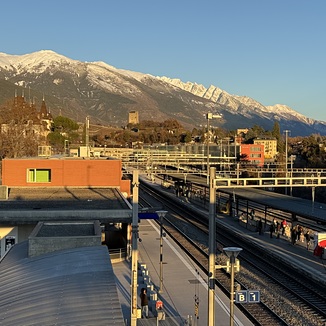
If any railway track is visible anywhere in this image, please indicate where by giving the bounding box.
[139,180,326,326]
[159,174,326,231]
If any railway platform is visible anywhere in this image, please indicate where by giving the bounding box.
[220,214,326,288]
[112,176,326,325]
[113,217,254,326]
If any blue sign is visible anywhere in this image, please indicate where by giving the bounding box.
[235,290,260,303]
[138,212,159,220]
[235,290,248,303]
[248,290,260,303]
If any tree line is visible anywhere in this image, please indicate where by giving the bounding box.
[1,95,326,173]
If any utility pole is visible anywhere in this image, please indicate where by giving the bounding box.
[208,167,216,326]
[130,170,139,326]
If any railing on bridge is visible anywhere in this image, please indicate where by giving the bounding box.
[214,176,326,188]
[100,147,326,185]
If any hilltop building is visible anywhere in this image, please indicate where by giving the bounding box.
[128,110,139,124]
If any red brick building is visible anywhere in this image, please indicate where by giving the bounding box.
[1,158,130,196]
[240,144,264,166]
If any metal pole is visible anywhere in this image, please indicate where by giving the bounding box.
[234,134,237,163]
[86,116,90,158]
[156,210,167,293]
[223,247,242,326]
[131,170,139,326]
[159,215,163,293]
[208,167,216,326]
[290,155,293,196]
[284,130,290,195]
[229,255,235,326]
[207,116,210,184]
[227,138,230,171]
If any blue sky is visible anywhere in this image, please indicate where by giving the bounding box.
[1,0,326,121]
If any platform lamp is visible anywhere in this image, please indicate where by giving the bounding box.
[206,113,222,184]
[156,210,168,293]
[223,247,242,326]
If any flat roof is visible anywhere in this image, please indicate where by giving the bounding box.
[0,242,125,326]
[0,187,132,224]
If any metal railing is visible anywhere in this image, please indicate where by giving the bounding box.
[214,176,326,188]
[109,248,127,262]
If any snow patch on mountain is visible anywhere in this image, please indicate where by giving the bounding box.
[157,76,320,126]
[266,104,315,124]
[0,50,77,74]
[85,62,143,96]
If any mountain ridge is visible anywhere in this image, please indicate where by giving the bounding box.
[0,50,325,136]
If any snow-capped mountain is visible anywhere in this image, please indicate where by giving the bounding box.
[157,77,319,125]
[0,50,325,136]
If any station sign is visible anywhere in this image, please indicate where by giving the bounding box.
[235,290,248,303]
[235,290,260,303]
[248,290,260,303]
[138,212,159,220]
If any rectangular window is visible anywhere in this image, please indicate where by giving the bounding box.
[250,146,261,152]
[250,153,262,158]
[27,169,51,183]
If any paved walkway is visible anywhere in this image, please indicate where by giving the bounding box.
[113,218,254,326]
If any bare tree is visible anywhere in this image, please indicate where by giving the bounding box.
[0,96,42,158]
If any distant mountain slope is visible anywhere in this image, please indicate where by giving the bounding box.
[0,50,325,136]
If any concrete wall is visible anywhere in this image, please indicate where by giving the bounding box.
[28,221,102,257]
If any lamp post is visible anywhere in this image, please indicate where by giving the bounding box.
[223,247,242,326]
[206,113,221,184]
[156,210,168,293]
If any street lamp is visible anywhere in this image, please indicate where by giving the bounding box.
[206,113,221,184]
[156,210,168,293]
[223,247,242,326]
